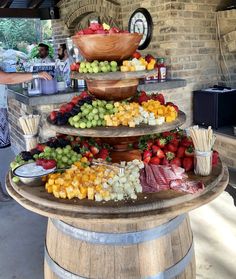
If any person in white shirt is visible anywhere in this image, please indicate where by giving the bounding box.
[56,43,70,87]
[38,43,54,64]
[0,70,51,201]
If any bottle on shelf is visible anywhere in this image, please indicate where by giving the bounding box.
[157,58,167,82]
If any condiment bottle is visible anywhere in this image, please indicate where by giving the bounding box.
[157,58,167,81]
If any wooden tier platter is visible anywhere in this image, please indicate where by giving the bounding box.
[6,161,229,222]
[70,69,156,81]
[47,111,186,138]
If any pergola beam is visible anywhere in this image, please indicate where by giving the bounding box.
[27,0,45,9]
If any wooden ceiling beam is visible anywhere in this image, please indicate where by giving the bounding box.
[0,7,59,19]
[27,0,45,9]
[0,0,13,8]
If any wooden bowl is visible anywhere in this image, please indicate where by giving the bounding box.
[72,33,142,61]
[86,78,139,101]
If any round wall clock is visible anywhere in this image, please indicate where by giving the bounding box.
[128,8,153,50]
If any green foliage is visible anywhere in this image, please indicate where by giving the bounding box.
[0,19,38,50]
[0,19,53,53]
[30,43,54,59]
[41,20,52,41]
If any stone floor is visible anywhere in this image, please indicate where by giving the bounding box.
[0,146,236,279]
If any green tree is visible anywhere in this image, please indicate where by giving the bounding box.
[0,19,40,50]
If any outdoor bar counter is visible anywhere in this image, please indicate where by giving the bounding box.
[7,79,187,153]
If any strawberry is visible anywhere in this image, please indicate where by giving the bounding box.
[80,141,90,149]
[132,51,141,59]
[156,149,165,159]
[153,93,165,105]
[143,157,151,164]
[50,111,57,122]
[143,150,152,159]
[166,102,179,112]
[36,144,45,152]
[90,146,99,155]
[181,136,193,148]
[156,138,167,148]
[89,23,103,31]
[152,145,160,154]
[162,131,172,139]
[80,91,89,99]
[176,146,186,158]
[169,137,180,147]
[146,139,154,149]
[185,146,194,157]
[71,96,80,105]
[170,157,182,167]
[145,54,155,63]
[212,150,219,166]
[43,159,57,170]
[150,156,160,165]
[182,157,194,172]
[166,143,178,153]
[165,151,175,161]
[83,28,94,35]
[138,91,150,104]
[36,158,45,166]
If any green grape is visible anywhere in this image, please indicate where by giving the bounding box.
[99,113,104,119]
[62,156,68,163]
[92,100,98,107]
[106,103,113,110]
[110,61,117,67]
[12,176,20,183]
[94,115,99,121]
[92,108,98,114]
[67,160,73,165]
[86,122,92,128]
[92,119,97,127]
[72,155,78,162]
[33,154,39,159]
[97,119,102,126]
[79,122,86,129]
[56,147,63,154]
[87,114,93,121]
[74,123,80,129]
[44,146,51,153]
[80,62,86,69]
[93,66,99,73]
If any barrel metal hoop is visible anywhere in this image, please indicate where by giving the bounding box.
[51,214,186,246]
[45,241,194,279]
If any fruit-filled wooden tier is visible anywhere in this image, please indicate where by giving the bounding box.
[70,69,156,80]
[6,161,227,220]
[47,111,186,138]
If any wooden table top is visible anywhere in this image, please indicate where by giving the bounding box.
[6,161,229,224]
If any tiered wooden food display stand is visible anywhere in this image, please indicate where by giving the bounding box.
[6,33,229,279]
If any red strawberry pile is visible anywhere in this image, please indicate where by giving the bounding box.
[140,130,219,172]
[76,23,129,35]
[133,90,179,112]
[73,138,111,162]
[49,92,92,126]
[140,130,194,171]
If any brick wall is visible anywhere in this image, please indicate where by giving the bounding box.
[7,98,61,153]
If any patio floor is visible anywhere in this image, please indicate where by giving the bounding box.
[0,147,236,279]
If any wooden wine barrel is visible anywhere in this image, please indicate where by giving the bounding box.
[44,214,195,279]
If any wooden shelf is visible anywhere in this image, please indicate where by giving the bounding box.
[47,111,186,138]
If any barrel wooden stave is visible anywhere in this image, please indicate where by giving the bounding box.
[45,214,195,279]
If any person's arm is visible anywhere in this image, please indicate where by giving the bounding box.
[0,71,52,85]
